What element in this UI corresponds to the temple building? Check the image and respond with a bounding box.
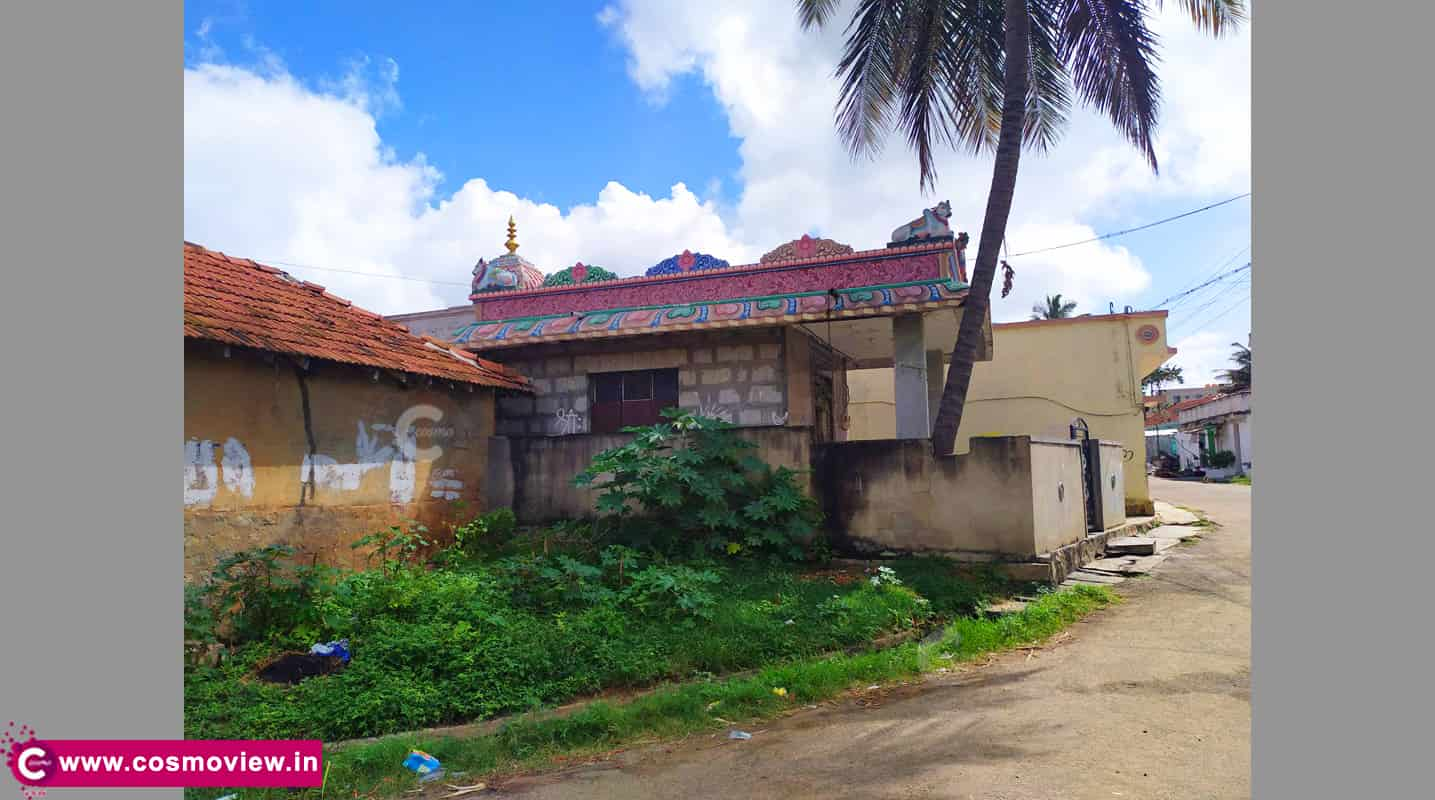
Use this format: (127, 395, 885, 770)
(395, 205, 987, 448)
(389, 206, 1141, 572)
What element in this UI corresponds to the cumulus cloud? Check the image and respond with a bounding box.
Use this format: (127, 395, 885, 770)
(185, 1, 1249, 322)
(184, 65, 750, 314)
(598, 0, 1249, 315)
(1168, 329, 1251, 388)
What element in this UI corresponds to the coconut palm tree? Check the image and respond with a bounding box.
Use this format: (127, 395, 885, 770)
(1142, 364, 1184, 394)
(1219, 342, 1250, 389)
(797, 0, 1245, 453)
(1032, 293, 1078, 320)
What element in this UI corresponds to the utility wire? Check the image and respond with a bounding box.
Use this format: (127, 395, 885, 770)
(1154, 262, 1250, 309)
(1164, 244, 1250, 312)
(247, 193, 1250, 288)
(1006, 192, 1250, 258)
(1178, 290, 1251, 338)
(258, 259, 472, 288)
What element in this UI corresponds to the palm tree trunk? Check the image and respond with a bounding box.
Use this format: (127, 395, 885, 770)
(930, 0, 1030, 455)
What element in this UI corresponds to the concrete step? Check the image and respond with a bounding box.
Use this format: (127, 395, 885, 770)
(1083, 554, 1166, 576)
(1154, 501, 1200, 525)
(1106, 536, 1157, 556)
(1062, 569, 1125, 586)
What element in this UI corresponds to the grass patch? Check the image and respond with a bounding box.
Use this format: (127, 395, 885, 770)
(193, 585, 1114, 800)
(1227, 475, 1251, 486)
(184, 550, 1039, 745)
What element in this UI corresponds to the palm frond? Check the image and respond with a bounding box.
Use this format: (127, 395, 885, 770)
(795, 0, 845, 29)
(1059, 0, 1163, 172)
(830, 0, 908, 162)
(1023, 0, 1071, 152)
(1157, 0, 1245, 37)
(894, 0, 964, 188)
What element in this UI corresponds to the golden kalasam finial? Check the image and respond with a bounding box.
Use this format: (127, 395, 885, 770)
(505, 215, 519, 254)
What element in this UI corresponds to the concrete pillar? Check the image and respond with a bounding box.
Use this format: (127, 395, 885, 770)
(893, 314, 929, 439)
(926, 349, 945, 432)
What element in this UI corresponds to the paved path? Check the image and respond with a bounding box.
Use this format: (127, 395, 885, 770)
(499, 479, 1251, 799)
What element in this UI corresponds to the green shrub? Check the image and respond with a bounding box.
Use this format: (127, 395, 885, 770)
(1204, 449, 1237, 469)
(203, 544, 337, 645)
(574, 409, 823, 560)
(620, 563, 721, 623)
(351, 522, 434, 574)
(451, 508, 518, 561)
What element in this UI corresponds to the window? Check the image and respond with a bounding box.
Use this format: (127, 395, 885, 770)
(590, 368, 680, 433)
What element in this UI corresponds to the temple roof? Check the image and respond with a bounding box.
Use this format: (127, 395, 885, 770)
(470, 217, 546, 295)
(457, 239, 971, 351)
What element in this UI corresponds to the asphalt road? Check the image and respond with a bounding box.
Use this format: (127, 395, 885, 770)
(498, 479, 1252, 800)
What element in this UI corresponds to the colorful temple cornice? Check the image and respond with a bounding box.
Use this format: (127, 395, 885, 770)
(452, 201, 972, 349)
(454, 276, 971, 349)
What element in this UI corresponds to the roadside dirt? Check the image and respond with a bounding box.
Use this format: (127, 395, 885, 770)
(483, 479, 1251, 799)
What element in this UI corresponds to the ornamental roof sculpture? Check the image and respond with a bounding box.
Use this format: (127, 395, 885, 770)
(888, 200, 954, 247)
(543, 261, 619, 287)
(760, 233, 855, 264)
(470, 216, 546, 296)
(645, 249, 730, 276)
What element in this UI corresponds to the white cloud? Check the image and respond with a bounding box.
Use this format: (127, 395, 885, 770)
(184, 1, 1250, 320)
(601, 0, 1251, 303)
(1167, 329, 1250, 388)
(184, 65, 750, 314)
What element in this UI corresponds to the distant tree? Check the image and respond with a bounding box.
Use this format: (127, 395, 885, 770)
(1220, 342, 1251, 389)
(1032, 293, 1078, 320)
(1143, 364, 1185, 394)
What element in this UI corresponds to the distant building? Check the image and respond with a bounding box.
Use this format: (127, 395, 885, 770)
(389, 305, 475, 340)
(846, 311, 1175, 516)
(1151, 384, 1224, 407)
(1174, 390, 1251, 478)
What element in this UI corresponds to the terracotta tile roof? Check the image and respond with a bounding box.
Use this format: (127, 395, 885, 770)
(1144, 395, 1221, 427)
(183, 242, 530, 391)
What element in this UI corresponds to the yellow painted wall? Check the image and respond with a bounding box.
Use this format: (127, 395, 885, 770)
(846, 314, 1171, 515)
(182, 342, 499, 580)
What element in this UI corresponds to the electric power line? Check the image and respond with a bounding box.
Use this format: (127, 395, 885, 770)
(1154, 262, 1250, 309)
(1164, 244, 1250, 312)
(1179, 290, 1251, 337)
(251, 192, 1251, 289)
(1006, 192, 1250, 258)
(258, 259, 472, 288)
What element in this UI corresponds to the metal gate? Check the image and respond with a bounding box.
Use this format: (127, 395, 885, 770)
(1069, 418, 1102, 532)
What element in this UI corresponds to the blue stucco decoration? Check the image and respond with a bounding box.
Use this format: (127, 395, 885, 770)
(644, 249, 731, 276)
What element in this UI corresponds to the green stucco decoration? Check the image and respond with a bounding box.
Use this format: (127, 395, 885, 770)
(542, 262, 619, 287)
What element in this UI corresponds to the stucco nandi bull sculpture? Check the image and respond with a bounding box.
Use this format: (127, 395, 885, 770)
(888, 200, 954, 247)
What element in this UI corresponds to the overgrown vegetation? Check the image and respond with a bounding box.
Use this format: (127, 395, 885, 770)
(185, 411, 1107, 799)
(197, 585, 1115, 800)
(574, 409, 822, 560)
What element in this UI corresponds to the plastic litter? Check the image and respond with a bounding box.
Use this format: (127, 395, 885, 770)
(403, 750, 443, 780)
(216, 795, 238, 800)
(772, 687, 788, 697)
(309, 639, 351, 663)
(727, 730, 752, 740)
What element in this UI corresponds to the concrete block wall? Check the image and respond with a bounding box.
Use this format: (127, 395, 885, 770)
(488, 426, 814, 523)
(815, 435, 1088, 559)
(491, 329, 790, 436)
(680, 334, 788, 427)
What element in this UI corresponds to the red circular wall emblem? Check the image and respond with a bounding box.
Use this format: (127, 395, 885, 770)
(677, 249, 696, 271)
(1136, 324, 1160, 344)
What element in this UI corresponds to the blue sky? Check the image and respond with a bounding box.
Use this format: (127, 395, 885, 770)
(183, 0, 1252, 384)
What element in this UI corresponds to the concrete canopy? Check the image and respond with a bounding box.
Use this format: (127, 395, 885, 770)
(801, 306, 992, 369)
